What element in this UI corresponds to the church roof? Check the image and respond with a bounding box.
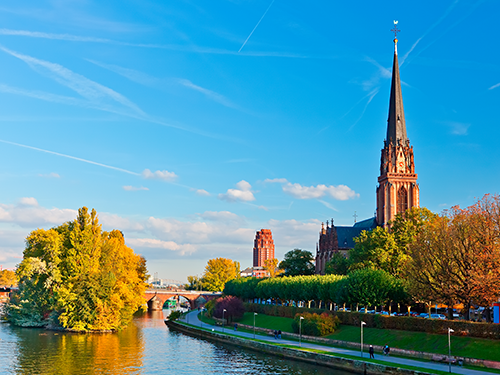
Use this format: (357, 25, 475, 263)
(386, 38, 407, 144)
(336, 217, 378, 249)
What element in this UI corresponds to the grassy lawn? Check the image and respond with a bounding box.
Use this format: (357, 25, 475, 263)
(198, 311, 500, 362)
(237, 312, 294, 333)
(326, 324, 500, 362)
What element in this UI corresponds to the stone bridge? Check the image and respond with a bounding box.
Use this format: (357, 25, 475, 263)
(144, 289, 221, 311)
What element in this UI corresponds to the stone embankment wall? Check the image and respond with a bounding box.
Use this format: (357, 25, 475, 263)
(234, 322, 500, 370)
(166, 320, 434, 375)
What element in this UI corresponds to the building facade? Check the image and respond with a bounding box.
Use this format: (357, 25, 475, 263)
(315, 33, 419, 274)
(252, 229, 275, 278)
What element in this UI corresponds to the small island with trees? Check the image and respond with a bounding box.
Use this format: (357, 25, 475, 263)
(4, 207, 148, 332)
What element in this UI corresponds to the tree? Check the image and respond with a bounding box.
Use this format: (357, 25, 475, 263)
(202, 258, 240, 292)
(8, 207, 148, 331)
(264, 258, 284, 277)
(0, 269, 17, 286)
(324, 252, 349, 275)
(185, 275, 203, 291)
(407, 195, 500, 320)
(278, 249, 315, 276)
(344, 269, 398, 309)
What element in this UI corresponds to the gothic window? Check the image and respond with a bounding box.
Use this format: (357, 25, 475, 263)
(397, 186, 408, 214)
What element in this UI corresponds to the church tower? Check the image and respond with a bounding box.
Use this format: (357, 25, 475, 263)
(376, 29, 419, 227)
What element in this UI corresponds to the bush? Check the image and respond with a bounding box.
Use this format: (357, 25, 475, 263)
(291, 312, 340, 336)
(168, 311, 182, 321)
(213, 296, 245, 323)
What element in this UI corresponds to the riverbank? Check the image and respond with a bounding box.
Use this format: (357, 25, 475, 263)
(166, 319, 434, 375)
(169, 310, 498, 375)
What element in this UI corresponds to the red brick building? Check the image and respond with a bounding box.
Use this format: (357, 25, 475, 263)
(252, 229, 275, 278)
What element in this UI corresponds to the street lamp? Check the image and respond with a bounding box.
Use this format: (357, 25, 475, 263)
(253, 312, 258, 339)
(448, 327, 454, 373)
(222, 309, 227, 333)
(299, 316, 304, 347)
(360, 321, 367, 357)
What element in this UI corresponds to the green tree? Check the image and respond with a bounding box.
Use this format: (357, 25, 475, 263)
(324, 252, 350, 275)
(8, 207, 148, 331)
(278, 249, 315, 276)
(202, 257, 240, 292)
(185, 275, 203, 290)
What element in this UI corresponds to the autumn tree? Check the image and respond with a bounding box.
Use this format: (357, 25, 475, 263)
(407, 195, 500, 320)
(278, 249, 315, 276)
(202, 257, 240, 292)
(8, 207, 148, 331)
(0, 269, 17, 286)
(263, 258, 283, 278)
(185, 275, 203, 291)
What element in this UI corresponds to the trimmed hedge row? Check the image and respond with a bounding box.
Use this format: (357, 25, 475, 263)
(244, 303, 500, 340)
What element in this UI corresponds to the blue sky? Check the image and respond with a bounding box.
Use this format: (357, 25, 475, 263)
(0, 0, 499, 282)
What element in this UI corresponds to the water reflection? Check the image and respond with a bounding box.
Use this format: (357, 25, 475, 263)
(0, 310, 353, 375)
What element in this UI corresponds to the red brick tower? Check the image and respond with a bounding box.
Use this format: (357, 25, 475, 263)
(253, 229, 275, 267)
(376, 32, 419, 227)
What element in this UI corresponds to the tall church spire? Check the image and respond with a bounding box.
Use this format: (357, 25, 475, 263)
(376, 21, 419, 228)
(386, 32, 407, 144)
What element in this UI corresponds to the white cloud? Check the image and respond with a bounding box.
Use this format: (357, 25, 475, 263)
(268, 219, 320, 250)
(123, 185, 149, 191)
(264, 178, 288, 184)
(142, 168, 177, 181)
(195, 189, 210, 196)
(198, 211, 243, 223)
(19, 197, 38, 206)
(489, 83, 500, 90)
(218, 180, 255, 202)
(176, 78, 237, 109)
(0, 201, 76, 227)
(447, 121, 470, 136)
(283, 182, 358, 200)
(126, 238, 196, 256)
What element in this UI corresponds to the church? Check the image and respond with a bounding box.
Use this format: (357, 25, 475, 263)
(315, 30, 420, 275)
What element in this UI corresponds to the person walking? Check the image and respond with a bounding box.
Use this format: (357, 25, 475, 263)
(369, 345, 374, 359)
(274, 330, 278, 339)
(383, 345, 390, 356)
(277, 330, 282, 339)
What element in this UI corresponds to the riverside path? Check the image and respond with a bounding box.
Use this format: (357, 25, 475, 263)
(177, 310, 495, 375)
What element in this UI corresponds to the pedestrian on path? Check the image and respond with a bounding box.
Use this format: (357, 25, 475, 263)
(369, 345, 374, 359)
(234, 323, 238, 331)
(274, 330, 278, 339)
(383, 345, 390, 356)
(278, 330, 282, 339)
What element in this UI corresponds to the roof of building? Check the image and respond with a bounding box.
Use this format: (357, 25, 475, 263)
(335, 217, 378, 249)
(386, 39, 407, 144)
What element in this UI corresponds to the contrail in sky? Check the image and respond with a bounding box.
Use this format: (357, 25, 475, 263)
(0, 139, 140, 176)
(238, 0, 276, 53)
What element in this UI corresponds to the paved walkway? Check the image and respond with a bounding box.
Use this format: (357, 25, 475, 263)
(179, 310, 495, 375)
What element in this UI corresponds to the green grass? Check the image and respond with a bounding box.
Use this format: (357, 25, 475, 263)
(236, 312, 294, 333)
(325, 324, 500, 362)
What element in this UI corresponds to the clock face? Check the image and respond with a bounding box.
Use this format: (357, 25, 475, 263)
(399, 161, 404, 168)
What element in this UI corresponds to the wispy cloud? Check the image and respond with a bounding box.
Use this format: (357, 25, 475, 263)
(195, 189, 211, 197)
(218, 180, 255, 202)
(0, 45, 145, 117)
(123, 186, 149, 191)
(443, 121, 470, 135)
(142, 169, 178, 182)
(175, 78, 238, 109)
(489, 82, 500, 90)
(0, 139, 140, 176)
(238, 0, 276, 52)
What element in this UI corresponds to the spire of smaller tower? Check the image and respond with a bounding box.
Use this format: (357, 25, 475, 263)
(387, 20, 407, 144)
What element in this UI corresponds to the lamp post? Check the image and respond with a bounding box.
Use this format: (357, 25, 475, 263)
(299, 316, 304, 347)
(361, 321, 367, 357)
(448, 327, 454, 373)
(253, 312, 258, 339)
(222, 309, 227, 333)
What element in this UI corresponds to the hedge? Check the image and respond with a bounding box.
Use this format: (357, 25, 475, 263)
(244, 303, 500, 340)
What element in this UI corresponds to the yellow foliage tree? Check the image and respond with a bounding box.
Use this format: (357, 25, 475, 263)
(202, 258, 240, 292)
(263, 258, 284, 278)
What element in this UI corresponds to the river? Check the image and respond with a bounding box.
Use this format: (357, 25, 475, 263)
(0, 310, 354, 374)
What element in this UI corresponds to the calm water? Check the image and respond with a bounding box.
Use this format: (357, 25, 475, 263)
(0, 310, 353, 375)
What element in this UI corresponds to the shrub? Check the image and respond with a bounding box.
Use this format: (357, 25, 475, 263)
(291, 312, 340, 336)
(213, 296, 245, 323)
(168, 310, 182, 321)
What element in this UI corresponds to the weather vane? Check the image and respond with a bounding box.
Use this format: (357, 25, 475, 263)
(391, 20, 400, 39)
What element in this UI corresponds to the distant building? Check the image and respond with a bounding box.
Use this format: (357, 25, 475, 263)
(253, 229, 275, 268)
(315, 32, 420, 274)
